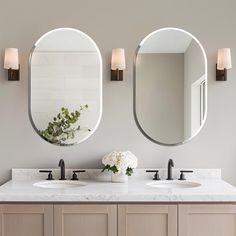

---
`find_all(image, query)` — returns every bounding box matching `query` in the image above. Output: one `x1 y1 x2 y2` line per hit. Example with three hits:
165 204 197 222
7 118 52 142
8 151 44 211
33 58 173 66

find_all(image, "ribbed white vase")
111 173 128 183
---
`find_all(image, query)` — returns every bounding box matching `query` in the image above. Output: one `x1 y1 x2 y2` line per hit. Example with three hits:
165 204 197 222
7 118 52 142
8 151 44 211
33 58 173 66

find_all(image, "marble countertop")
0 169 236 202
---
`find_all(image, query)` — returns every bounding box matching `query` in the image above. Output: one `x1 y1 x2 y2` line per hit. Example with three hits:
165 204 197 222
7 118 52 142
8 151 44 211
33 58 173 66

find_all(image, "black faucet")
58 159 66 180
167 159 174 180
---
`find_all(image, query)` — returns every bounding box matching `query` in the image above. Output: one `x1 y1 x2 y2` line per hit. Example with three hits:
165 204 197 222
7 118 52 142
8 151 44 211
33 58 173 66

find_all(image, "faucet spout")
58 159 66 180
167 159 174 180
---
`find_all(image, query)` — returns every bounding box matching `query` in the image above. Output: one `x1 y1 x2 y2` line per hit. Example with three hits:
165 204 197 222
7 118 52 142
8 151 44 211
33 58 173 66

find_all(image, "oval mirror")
29 28 102 146
134 28 207 146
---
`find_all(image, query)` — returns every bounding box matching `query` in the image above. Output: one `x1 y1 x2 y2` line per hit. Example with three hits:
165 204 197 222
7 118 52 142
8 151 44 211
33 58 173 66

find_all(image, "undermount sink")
146 180 201 189
33 180 87 189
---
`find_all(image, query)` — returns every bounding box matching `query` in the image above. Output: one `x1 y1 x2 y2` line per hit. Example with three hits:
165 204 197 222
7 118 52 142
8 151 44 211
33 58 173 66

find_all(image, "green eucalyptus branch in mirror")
39 105 90 145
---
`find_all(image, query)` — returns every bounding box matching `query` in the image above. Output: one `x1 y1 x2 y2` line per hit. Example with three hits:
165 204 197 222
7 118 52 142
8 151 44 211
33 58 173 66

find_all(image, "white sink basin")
146 180 201 189
33 180 87 189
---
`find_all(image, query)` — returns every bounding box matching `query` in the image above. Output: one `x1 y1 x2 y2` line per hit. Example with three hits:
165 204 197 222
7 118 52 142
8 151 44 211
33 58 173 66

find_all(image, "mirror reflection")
134 28 207 146
29 28 102 146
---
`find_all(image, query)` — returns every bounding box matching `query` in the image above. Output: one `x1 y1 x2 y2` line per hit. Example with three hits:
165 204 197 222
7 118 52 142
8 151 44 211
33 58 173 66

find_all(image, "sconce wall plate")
216 64 227 81
8 66 20 81
111 69 123 81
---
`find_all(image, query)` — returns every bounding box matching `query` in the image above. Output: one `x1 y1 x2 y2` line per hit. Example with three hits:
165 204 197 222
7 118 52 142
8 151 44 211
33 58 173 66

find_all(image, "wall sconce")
4 48 20 81
216 48 232 81
111 48 126 81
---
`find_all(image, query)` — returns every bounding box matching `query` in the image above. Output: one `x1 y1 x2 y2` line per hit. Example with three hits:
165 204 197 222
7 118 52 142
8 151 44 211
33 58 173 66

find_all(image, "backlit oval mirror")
29 28 102 146
134 28 207 146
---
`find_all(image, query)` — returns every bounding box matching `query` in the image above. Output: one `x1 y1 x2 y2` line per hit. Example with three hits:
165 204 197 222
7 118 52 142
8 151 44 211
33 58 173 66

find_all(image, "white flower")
102 151 138 175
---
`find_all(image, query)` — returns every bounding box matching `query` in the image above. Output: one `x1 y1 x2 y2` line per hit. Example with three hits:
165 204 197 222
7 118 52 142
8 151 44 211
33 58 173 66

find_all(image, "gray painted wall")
0 0 236 185
136 53 184 144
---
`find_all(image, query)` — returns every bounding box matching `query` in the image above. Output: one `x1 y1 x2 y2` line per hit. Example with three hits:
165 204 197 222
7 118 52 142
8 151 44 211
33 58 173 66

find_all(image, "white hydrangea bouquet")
102 151 138 182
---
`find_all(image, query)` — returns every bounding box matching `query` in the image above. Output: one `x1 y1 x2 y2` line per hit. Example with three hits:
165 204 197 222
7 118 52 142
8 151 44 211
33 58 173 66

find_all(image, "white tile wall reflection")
31 51 101 142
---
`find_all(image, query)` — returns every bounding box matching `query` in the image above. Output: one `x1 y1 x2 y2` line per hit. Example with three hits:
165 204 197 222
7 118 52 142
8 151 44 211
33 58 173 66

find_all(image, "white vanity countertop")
0 169 236 202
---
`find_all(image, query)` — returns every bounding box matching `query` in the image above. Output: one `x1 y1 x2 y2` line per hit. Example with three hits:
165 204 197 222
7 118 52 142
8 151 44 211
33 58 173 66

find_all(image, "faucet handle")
146 170 161 180
39 170 54 180
178 170 193 180
71 170 86 181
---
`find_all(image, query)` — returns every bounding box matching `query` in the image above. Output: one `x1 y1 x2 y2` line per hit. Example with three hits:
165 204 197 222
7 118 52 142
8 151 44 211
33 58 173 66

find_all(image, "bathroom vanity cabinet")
0 203 236 236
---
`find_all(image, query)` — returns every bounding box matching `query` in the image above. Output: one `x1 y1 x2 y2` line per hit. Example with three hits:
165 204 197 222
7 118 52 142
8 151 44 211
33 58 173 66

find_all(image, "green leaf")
101 165 119 174
39 106 90 144
126 167 133 176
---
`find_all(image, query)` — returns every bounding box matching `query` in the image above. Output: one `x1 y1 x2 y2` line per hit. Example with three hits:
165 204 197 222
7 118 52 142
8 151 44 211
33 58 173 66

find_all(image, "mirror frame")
28 28 103 146
133 27 208 146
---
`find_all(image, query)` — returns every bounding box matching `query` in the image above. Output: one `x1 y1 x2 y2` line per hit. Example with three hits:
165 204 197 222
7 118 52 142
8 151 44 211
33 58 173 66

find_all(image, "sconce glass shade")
111 48 126 70
4 48 19 70
217 48 232 70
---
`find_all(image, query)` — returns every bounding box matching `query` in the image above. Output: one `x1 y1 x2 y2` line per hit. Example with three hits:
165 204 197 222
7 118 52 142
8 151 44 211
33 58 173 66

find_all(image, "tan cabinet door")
0 204 53 236
118 204 177 236
179 204 236 236
54 204 117 236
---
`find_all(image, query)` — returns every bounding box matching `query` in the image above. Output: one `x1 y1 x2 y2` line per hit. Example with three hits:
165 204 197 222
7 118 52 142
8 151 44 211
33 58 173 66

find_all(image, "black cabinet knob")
71 170 86 181
146 170 160 180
